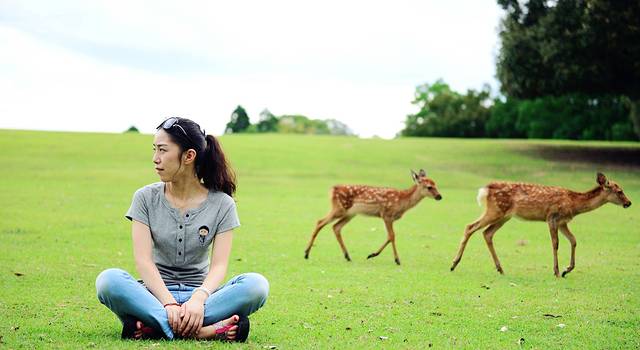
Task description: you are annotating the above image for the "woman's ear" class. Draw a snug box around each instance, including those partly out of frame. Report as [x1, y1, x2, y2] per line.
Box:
[183, 148, 198, 164]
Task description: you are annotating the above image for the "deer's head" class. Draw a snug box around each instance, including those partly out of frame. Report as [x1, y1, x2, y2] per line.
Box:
[597, 172, 631, 208]
[411, 169, 442, 201]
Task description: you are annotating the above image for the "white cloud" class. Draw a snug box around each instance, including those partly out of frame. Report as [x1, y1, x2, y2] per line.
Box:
[0, 0, 502, 138]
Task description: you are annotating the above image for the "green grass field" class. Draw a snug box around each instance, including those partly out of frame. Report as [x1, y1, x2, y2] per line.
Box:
[1, 130, 638, 349]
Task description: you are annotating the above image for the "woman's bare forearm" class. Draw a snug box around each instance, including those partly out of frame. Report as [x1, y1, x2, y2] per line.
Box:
[202, 264, 227, 292]
[136, 259, 176, 305]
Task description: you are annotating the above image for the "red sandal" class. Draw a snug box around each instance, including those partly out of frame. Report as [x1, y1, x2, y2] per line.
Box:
[121, 316, 164, 340]
[212, 315, 250, 342]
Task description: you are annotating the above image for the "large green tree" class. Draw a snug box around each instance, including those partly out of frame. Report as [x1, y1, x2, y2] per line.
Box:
[225, 105, 251, 133]
[496, 0, 640, 137]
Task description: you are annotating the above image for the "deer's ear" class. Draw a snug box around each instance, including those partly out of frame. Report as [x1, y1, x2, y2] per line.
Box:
[597, 172, 608, 186]
[411, 170, 419, 183]
[419, 169, 426, 177]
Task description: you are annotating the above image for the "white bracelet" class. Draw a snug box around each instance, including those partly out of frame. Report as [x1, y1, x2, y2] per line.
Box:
[193, 286, 212, 298]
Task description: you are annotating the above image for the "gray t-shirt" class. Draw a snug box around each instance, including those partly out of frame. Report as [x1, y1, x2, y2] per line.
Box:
[125, 182, 240, 286]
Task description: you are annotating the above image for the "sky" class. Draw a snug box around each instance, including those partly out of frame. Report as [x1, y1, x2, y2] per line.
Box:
[0, 1, 503, 138]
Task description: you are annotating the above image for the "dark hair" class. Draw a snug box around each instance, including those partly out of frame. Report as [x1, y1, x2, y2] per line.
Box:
[157, 117, 236, 196]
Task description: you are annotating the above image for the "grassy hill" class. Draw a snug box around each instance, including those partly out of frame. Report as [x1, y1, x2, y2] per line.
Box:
[0, 130, 638, 348]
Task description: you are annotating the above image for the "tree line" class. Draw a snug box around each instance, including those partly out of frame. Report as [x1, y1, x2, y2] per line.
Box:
[225, 106, 354, 136]
[401, 80, 636, 140]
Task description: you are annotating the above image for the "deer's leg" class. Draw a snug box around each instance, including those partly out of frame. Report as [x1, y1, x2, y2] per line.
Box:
[559, 224, 577, 277]
[367, 240, 390, 260]
[366, 219, 394, 262]
[451, 213, 500, 271]
[304, 211, 340, 259]
[482, 218, 509, 274]
[332, 215, 355, 262]
[384, 219, 401, 265]
[547, 217, 560, 277]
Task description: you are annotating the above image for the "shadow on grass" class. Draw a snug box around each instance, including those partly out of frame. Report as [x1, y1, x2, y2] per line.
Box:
[516, 144, 640, 168]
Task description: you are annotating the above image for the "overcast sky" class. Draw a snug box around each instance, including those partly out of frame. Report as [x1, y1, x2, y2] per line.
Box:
[0, 1, 503, 138]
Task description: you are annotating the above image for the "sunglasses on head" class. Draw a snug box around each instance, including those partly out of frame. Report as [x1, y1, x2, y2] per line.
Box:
[159, 117, 202, 148]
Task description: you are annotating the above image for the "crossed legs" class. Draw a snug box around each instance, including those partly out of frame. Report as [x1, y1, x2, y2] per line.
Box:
[96, 269, 269, 340]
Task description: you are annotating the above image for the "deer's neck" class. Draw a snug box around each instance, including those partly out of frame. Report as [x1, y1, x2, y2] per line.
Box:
[572, 186, 607, 215]
[397, 185, 424, 210]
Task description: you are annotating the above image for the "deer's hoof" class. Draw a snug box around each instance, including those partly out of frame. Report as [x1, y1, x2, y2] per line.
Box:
[345, 254, 351, 262]
[497, 267, 504, 274]
[367, 253, 377, 259]
[561, 270, 570, 278]
[395, 259, 401, 265]
[304, 252, 309, 259]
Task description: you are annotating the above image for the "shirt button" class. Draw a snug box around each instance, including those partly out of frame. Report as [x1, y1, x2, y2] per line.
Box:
[178, 238, 182, 242]
[186, 214, 189, 217]
[179, 225, 183, 229]
[178, 252, 182, 255]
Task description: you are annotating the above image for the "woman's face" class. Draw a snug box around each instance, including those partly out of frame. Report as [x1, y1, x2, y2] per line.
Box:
[152, 129, 184, 182]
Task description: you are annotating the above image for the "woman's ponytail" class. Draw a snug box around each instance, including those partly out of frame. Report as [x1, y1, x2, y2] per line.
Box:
[197, 134, 236, 196]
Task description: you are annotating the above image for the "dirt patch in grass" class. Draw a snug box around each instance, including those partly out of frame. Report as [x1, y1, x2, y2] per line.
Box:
[519, 144, 640, 168]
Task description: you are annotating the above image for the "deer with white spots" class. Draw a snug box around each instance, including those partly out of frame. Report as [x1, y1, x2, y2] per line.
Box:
[304, 169, 442, 265]
[450, 173, 632, 277]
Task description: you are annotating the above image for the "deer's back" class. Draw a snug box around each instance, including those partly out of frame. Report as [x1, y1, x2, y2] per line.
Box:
[331, 184, 402, 216]
[486, 182, 573, 221]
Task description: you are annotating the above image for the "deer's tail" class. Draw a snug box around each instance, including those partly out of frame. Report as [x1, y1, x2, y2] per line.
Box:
[476, 187, 489, 207]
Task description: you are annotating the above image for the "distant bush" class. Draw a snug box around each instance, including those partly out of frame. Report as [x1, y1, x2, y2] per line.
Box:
[485, 98, 525, 138]
[223, 107, 355, 136]
[486, 94, 637, 141]
[401, 79, 638, 141]
[124, 126, 139, 133]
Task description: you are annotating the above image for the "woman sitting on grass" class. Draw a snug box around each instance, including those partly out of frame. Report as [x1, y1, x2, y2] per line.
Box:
[96, 117, 268, 342]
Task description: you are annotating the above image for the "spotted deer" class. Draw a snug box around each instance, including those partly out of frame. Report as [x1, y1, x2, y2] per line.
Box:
[304, 169, 442, 265]
[450, 173, 632, 277]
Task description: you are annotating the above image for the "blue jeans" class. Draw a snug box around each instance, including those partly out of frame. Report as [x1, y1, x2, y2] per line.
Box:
[95, 268, 269, 339]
